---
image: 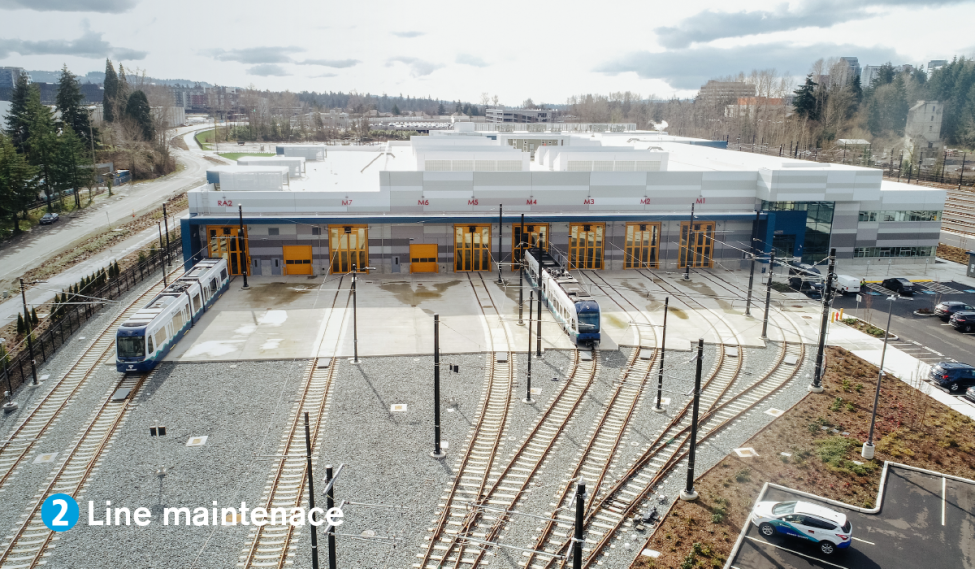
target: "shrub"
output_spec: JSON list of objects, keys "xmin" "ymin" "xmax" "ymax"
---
[
  {"xmin": 734, "ymin": 468, "xmax": 751, "ymax": 483},
  {"xmin": 830, "ymin": 397, "xmax": 844, "ymax": 412}
]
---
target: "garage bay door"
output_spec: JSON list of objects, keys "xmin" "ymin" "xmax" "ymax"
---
[
  {"xmin": 410, "ymin": 244, "xmax": 438, "ymax": 273},
  {"xmin": 283, "ymin": 245, "xmax": 313, "ymax": 275}
]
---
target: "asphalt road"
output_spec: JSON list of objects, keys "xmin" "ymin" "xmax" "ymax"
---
[
  {"xmin": 730, "ymin": 467, "xmax": 975, "ymax": 569},
  {"xmin": 0, "ymin": 125, "xmax": 209, "ymax": 288},
  {"xmin": 832, "ymin": 284, "xmax": 975, "ymax": 366}
]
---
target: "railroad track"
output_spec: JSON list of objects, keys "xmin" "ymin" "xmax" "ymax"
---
[
  {"xmin": 238, "ymin": 276, "xmax": 349, "ymax": 569},
  {"xmin": 0, "ymin": 266, "xmax": 181, "ymax": 494},
  {"xmin": 0, "ymin": 370, "xmax": 152, "ymax": 568},
  {"xmin": 415, "ymin": 274, "xmax": 515, "ymax": 568}
]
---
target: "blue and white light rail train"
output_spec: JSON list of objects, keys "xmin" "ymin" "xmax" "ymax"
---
[
  {"xmin": 523, "ymin": 248, "xmax": 600, "ymax": 346},
  {"xmin": 116, "ymin": 259, "xmax": 230, "ymax": 372}
]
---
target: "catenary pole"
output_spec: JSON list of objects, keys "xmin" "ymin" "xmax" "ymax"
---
[
  {"xmin": 525, "ymin": 290, "xmax": 534, "ymax": 403},
  {"xmin": 238, "ymin": 204, "xmax": 249, "ymax": 288},
  {"xmin": 324, "ymin": 465, "xmax": 337, "ymax": 569},
  {"xmin": 303, "ymin": 412, "xmax": 320, "ymax": 569},
  {"xmin": 761, "ymin": 251, "xmax": 775, "ymax": 339},
  {"xmin": 497, "ymin": 204, "xmax": 503, "ymax": 284},
  {"xmin": 163, "ymin": 203, "xmax": 171, "ymax": 267},
  {"xmin": 684, "ymin": 202, "xmax": 695, "ymax": 280},
  {"xmin": 351, "ymin": 263, "xmax": 358, "ymax": 363},
  {"xmin": 432, "ymin": 313, "xmax": 444, "ymax": 458},
  {"xmin": 19, "ymin": 279, "xmax": 37, "ymax": 385},
  {"xmin": 810, "ymin": 248, "xmax": 837, "ymax": 393},
  {"xmin": 536, "ymin": 283, "xmax": 542, "ymax": 357},
  {"xmin": 745, "ymin": 210, "xmax": 761, "ymax": 316},
  {"xmin": 654, "ymin": 297, "xmax": 669, "ymax": 412},
  {"xmin": 680, "ymin": 338, "xmax": 704, "ymax": 501},
  {"xmin": 572, "ymin": 477, "xmax": 586, "ymax": 569},
  {"xmin": 518, "ymin": 214, "xmax": 525, "ymax": 325}
]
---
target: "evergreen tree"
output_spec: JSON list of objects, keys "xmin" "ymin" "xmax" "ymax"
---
[
  {"xmin": 55, "ymin": 64, "xmax": 96, "ymax": 152},
  {"xmin": 117, "ymin": 64, "xmax": 130, "ymax": 107},
  {"xmin": 30, "ymin": 307, "xmax": 38, "ymax": 326},
  {"xmin": 114, "ymin": 260, "xmax": 121, "ymax": 277},
  {"xmin": 52, "ymin": 126, "xmax": 91, "ymax": 209},
  {"xmin": 4, "ymin": 71, "xmax": 33, "ymax": 153},
  {"xmin": 125, "ymin": 90, "xmax": 155, "ymax": 142},
  {"xmin": 849, "ymin": 74, "xmax": 863, "ymax": 116},
  {"xmin": 792, "ymin": 74, "xmax": 819, "ymax": 121},
  {"xmin": 0, "ymin": 133, "xmax": 38, "ymax": 235},
  {"xmin": 392, "ymin": 104, "xmax": 400, "ymax": 116},
  {"xmin": 103, "ymin": 59, "xmax": 119, "ymax": 123},
  {"xmin": 437, "ymin": 102, "xmax": 446, "ymax": 115},
  {"xmin": 16, "ymin": 313, "xmax": 25, "ymax": 335},
  {"xmin": 23, "ymin": 91, "xmax": 59, "ymax": 210}
]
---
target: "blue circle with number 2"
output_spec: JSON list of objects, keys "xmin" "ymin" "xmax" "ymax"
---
[{"xmin": 42, "ymin": 494, "xmax": 79, "ymax": 532}]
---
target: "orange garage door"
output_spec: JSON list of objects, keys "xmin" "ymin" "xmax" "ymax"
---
[
  {"xmin": 410, "ymin": 244, "xmax": 438, "ymax": 273},
  {"xmin": 283, "ymin": 245, "xmax": 313, "ymax": 275}
]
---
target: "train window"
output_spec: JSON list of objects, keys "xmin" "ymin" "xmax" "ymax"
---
[
  {"xmin": 117, "ymin": 337, "xmax": 145, "ymax": 358},
  {"xmin": 192, "ymin": 293, "xmax": 201, "ymax": 311},
  {"xmin": 147, "ymin": 335, "xmax": 154, "ymax": 353},
  {"xmin": 221, "ymin": 269, "xmax": 228, "ymax": 280},
  {"xmin": 211, "ymin": 278, "xmax": 218, "ymax": 291}
]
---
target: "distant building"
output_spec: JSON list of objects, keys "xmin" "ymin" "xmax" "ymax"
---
[
  {"xmin": 486, "ymin": 108, "xmax": 552, "ymax": 123},
  {"xmin": 838, "ymin": 57, "xmax": 861, "ymax": 84},
  {"xmin": 861, "ymin": 64, "xmax": 914, "ymax": 88},
  {"xmin": 724, "ymin": 97, "xmax": 785, "ymax": 118},
  {"xmin": 904, "ymin": 101, "xmax": 943, "ymax": 162},
  {"xmin": 0, "ymin": 67, "xmax": 29, "ymax": 89},
  {"xmin": 695, "ymin": 81, "xmax": 755, "ymax": 109},
  {"xmin": 927, "ymin": 59, "xmax": 948, "ymax": 77}
]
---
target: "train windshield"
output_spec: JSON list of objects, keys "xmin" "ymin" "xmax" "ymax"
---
[
  {"xmin": 117, "ymin": 336, "xmax": 145, "ymax": 358},
  {"xmin": 578, "ymin": 312, "xmax": 600, "ymax": 331}
]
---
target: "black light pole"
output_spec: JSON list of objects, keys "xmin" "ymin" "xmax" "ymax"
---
[
  {"xmin": 810, "ymin": 248, "xmax": 837, "ymax": 393},
  {"xmin": 536, "ymin": 285, "xmax": 542, "ymax": 357},
  {"xmin": 432, "ymin": 313, "xmax": 445, "ymax": 458},
  {"xmin": 654, "ymin": 297, "xmax": 669, "ymax": 413},
  {"xmin": 862, "ymin": 296, "xmax": 903, "ymax": 460},
  {"xmin": 162, "ymin": 203, "xmax": 171, "ymax": 267},
  {"xmin": 684, "ymin": 202, "xmax": 695, "ymax": 280},
  {"xmin": 19, "ymin": 279, "xmax": 38, "ymax": 385},
  {"xmin": 761, "ymin": 251, "xmax": 775, "ymax": 339},
  {"xmin": 572, "ymin": 477, "xmax": 586, "ymax": 569},
  {"xmin": 158, "ymin": 223, "xmax": 168, "ymax": 287},
  {"xmin": 238, "ymin": 204, "xmax": 249, "ymax": 289},
  {"xmin": 680, "ymin": 338, "xmax": 704, "ymax": 502},
  {"xmin": 745, "ymin": 211, "xmax": 761, "ymax": 316},
  {"xmin": 2, "ymin": 349, "xmax": 15, "ymax": 412},
  {"xmin": 351, "ymin": 263, "xmax": 358, "ymax": 364},
  {"xmin": 497, "ymin": 204, "xmax": 504, "ymax": 284},
  {"xmin": 524, "ymin": 290, "xmax": 534, "ymax": 404},
  {"xmin": 518, "ymin": 214, "xmax": 525, "ymax": 325},
  {"xmin": 324, "ymin": 465, "xmax": 337, "ymax": 569},
  {"xmin": 303, "ymin": 412, "xmax": 320, "ymax": 569}
]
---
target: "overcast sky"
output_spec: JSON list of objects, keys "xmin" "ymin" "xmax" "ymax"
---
[{"xmin": 1, "ymin": 0, "xmax": 974, "ymax": 103}]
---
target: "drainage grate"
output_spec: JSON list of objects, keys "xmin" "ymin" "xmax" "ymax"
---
[
  {"xmin": 186, "ymin": 436, "xmax": 208, "ymax": 447},
  {"xmin": 765, "ymin": 408, "xmax": 784, "ymax": 417},
  {"xmin": 390, "ymin": 404, "xmax": 407, "ymax": 412},
  {"xmin": 33, "ymin": 453, "xmax": 58, "ymax": 464},
  {"xmin": 733, "ymin": 447, "xmax": 759, "ymax": 458}
]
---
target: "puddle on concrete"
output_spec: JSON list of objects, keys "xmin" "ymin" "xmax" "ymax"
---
[
  {"xmin": 242, "ymin": 282, "xmax": 321, "ymax": 307},
  {"xmin": 604, "ymin": 313, "xmax": 629, "ymax": 330},
  {"xmin": 619, "ymin": 279, "xmax": 649, "ymax": 296},
  {"xmin": 183, "ymin": 340, "xmax": 243, "ymax": 357},
  {"xmin": 669, "ymin": 308, "xmax": 689, "ymax": 320},
  {"xmin": 681, "ymin": 280, "xmax": 739, "ymax": 314},
  {"xmin": 380, "ymin": 280, "xmax": 461, "ymax": 306}
]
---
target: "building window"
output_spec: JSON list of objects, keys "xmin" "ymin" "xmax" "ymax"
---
[
  {"xmin": 312, "ymin": 227, "xmax": 321, "ymax": 236},
  {"xmin": 863, "ymin": 210, "xmax": 942, "ymax": 222},
  {"xmin": 854, "ymin": 246, "xmax": 934, "ymax": 258},
  {"xmin": 679, "ymin": 221, "xmax": 715, "ymax": 269},
  {"xmin": 761, "ymin": 201, "xmax": 835, "ymax": 264},
  {"xmin": 268, "ymin": 227, "xmax": 279, "ymax": 236},
  {"xmin": 568, "ymin": 223, "xmax": 605, "ymax": 270}
]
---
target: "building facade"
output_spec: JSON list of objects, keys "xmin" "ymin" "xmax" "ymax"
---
[
  {"xmin": 486, "ymin": 108, "xmax": 552, "ymax": 123},
  {"xmin": 181, "ymin": 127, "xmax": 945, "ymax": 277},
  {"xmin": 904, "ymin": 100, "xmax": 944, "ymax": 163}
]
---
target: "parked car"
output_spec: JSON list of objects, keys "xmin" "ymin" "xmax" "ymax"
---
[
  {"xmin": 929, "ymin": 362, "xmax": 975, "ymax": 393},
  {"xmin": 789, "ymin": 276, "xmax": 824, "ymax": 299},
  {"xmin": 881, "ymin": 277, "xmax": 915, "ymax": 296},
  {"xmin": 789, "ymin": 263, "xmax": 822, "ymax": 277},
  {"xmin": 831, "ymin": 274, "xmax": 860, "ymax": 296},
  {"xmin": 39, "ymin": 213, "xmax": 59, "ymax": 225},
  {"xmin": 965, "ymin": 386, "xmax": 975, "ymax": 404},
  {"xmin": 751, "ymin": 500, "xmax": 852, "ymax": 555},
  {"xmin": 950, "ymin": 311, "xmax": 975, "ymax": 333},
  {"xmin": 936, "ymin": 301, "xmax": 975, "ymax": 322}
]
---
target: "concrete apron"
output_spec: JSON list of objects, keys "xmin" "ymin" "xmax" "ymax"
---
[{"xmin": 165, "ymin": 271, "xmax": 820, "ymax": 363}]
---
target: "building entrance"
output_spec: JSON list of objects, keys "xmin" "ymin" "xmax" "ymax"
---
[
  {"xmin": 568, "ymin": 223, "xmax": 605, "ymax": 270},
  {"xmin": 454, "ymin": 225, "xmax": 492, "ymax": 271},
  {"xmin": 329, "ymin": 225, "xmax": 368, "ymax": 274},
  {"xmin": 679, "ymin": 221, "xmax": 715, "ymax": 268},
  {"xmin": 624, "ymin": 223, "xmax": 660, "ymax": 269},
  {"xmin": 206, "ymin": 225, "xmax": 249, "ymax": 276},
  {"xmin": 410, "ymin": 244, "xmax": 438, "ymax": 273},
  {"xmin": 512, "ymin": 223, "xmax": 549, "ymax": 271}
]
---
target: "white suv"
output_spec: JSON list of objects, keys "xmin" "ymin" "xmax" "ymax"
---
[{"xmin": 751, "ymin": 500, "xmax": 853, "ymax": 555}]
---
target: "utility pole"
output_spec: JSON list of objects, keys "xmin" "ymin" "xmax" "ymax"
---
[
  {"xmin": 157, "ymin": 224, "xmax": 167, "ymax": 287},
  {"xmin": 518, "ymin": 214, "xmax": 525, "ymax": 325},
  {"xmin": 351, "ymin": 263, "xmax": 358, "ymax": 364},
  {"xmin": 761, "ymin": 251, "xmax": 775, "ymax": 339},
  {"xmin": 571, "ymin": 477, "xmax": 586, "ymax": 569},
  {"xmin": 524, "ymin": 290, "xmax": 534, "ymax": 404},
  {"xmin": 680, "ymin": 338, "xmax": 704, "ymax": 502},
  {"xmin": 432, "ymin": 313, "xmax": 445, "ymax": 458},
  {"xmin": 536, "ymin": 285, "xmax": 542, "ymax": 357},
  {"xmin": 19, "ymin": 279, "xmax": 38, "ymax": 385},
  {"xmin": 324, "ymin": 465, "xmax": 337, "ymax": 569},
  {"xmin": 654, "ymin": 297, "xmax": 668, "ymax": 413},
  {"xmin": 304, "ymin": 413, "xmax": 320, "ymax": 569},
  {"xmin": 684, "ymin": 202, "xmax": 695, "ymax": 280},
  {"xmin": 810, "ymin": 248, "xmax": 836, "ymax": 393},
  {"xmin": 162, "ymin": 203, "xmax": 171, "ymax": 267},
  {"xmin": 497, "ymin": 205, "xmax": 503, "ymax": 284},
  {"xmin": 238, "ymin": 204, "xmax": 249, "ymax": 288},
  {"xmin": 745, "ymin": 210, "xmax": 761, "ymax": 317}
]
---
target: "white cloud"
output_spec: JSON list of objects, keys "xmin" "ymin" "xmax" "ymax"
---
[
  {"xmin": 0, "ymin": 30, "xmax": 146, "ymax": 60},
  {"xmin": 386, "ymin": 56, "xmax": 442, "ymax": 77},
  {"xmin": 247, "ymin": 63, "xmax": 289, "ymax": 76},
  {"xmin": 0, "ymin": 0, "xmax": 138, "ymax": 12}
]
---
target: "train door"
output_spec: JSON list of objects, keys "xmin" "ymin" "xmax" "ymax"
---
[
  {"xmin": 624, "ymin": 223, "xmax": 661, "ymax": 269},
  {"xmin": 679, "ymin": 221, "xmax": 715, "ymax": 268},
  {"xmin": 283, "ymin": 245, "xmax": 313, "ymax": 275},
  {"xmin": 568, "ymin": 223, "xmax": 605, "ymax": 270},
  {"xmin": 207, "ymin": 225, "xmax": 250, "ymax": 276},
  {"xmin": 512, "ymin": 223, "xmax": 549, "ymax": 271},
  {"xmin": 454, "ymin": 225, "xmax": 491, "ymax": 271},
  {"xmin": 410, "ymin": 244, "xmax": 438, "ymax": 273},
  {"xmin": 328, "ymin": 225, "xmax": 369, "ymax": 274}
]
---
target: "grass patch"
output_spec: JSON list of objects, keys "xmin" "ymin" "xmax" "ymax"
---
[
  {"xmin": 770, "ymin": 281, "xmax": 794, "ymax": 293},
  {"xmin": 195, "ymin": 129, "xmax": 214, "ymax": 150},
  {"xmin": 216, "ymin": 152, "xmax": 275, "ymax": 161}
]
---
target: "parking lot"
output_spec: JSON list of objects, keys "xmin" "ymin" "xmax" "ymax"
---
[{"xmin": 728, "ymin": 465, "xmax": 975, "ymax": 569}]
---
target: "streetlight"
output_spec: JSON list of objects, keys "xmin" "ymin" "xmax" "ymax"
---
[
  {"xmin": 350, "ymin": 263, "xmax": 376, "ymax": 364},
  {"xmin": 862, "ymin": 294, "xmax": 911, "ymax": 460},
  {"xmin": 19, "ymin": 279, "xmax": 46, "ymax": 386},
  {"xmin": 238, "ymin": 204, "xmax": 249, "ymax": 289}
]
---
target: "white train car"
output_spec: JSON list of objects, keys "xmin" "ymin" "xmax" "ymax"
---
[
  {"xmin": 116, "ymin": 259, "xmax": 230, "ymax": 372},
  {"xmin": 524, "ymin": 248, "xmax": 600, "ymax": 346}
]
